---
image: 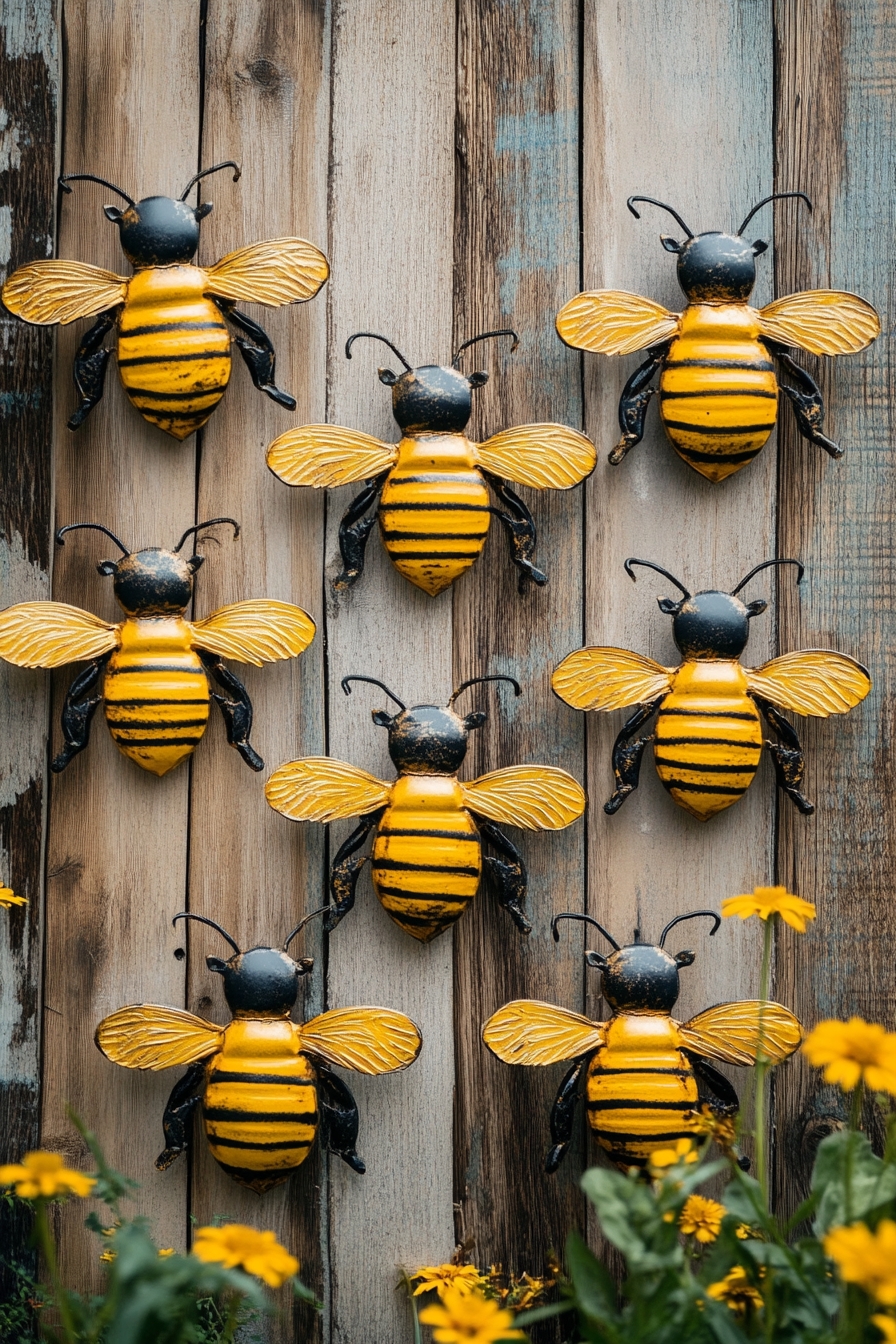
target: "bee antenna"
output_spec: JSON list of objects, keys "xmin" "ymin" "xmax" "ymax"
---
[
  {"xmin": 179, "ymin": 161, "xmax": 241, "ymax": 201},
  {"xmin": 344, "ymin": 332, "xmax": 412, "ymax": 371},
  {"xmin": 627, "ymin": 195, "xmax": 694, "ymax": 239},
  {"xmin": 448, "ymin": 674, "xmax": 521, "ymax": 707},
  {"xmin": 551, "ymin": 912, "xmax": 620, "ymax": 952},
  {"xmin": 172, "ymin": 911, "xmax": 241, "ymax": 955},
  {"xmin": 283, "ymin": 906, "xmax": 328, "ymax": 952},
  {"xmin": 730, "ymin": 558, "xmax": 804, "ymax": 596},
  {"xmin": 58, "ymin": 173, "xmax": 135, "ymax": 208},
  {"xmin": 55, "ymin": 523, "xmax": 129, "ymax": 555},
  {"xmin": 452, "ymin": 329, "xmax": 520, "ymax": 369},
  {"xmin": 737, "ymin": 192, "xmax": 812, "ymax": 236},
  {"xmin": 624, "ymin": 557, "xmax": 691, "ymax": 599},
  {"xmin": 173, "ymin": 518, "xmax": 240, "ymax": 553},
  {"xmin": 341, "ymin": 675, "xmax": 406, "ymax": 711},
  {"xmin": 658, "ymin": 910, "xmax": 721, "ymax": 948}
]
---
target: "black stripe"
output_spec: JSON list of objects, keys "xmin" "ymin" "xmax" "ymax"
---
[
  {"xmin": 374, "ymin": 858, "xmax": 480, "ymax": 876},
  {"xmin": 654, "ymin": 757, "xmax": 757, "ymax": 774},
  {"xmin": 663, "ymin": 779, "xmax": 748, "ymax": 796},
  {"xmin": 385, "ymin": 908, "xmax": 461, "ymax": 926},
  {"xmin": 204, "ymin": 1107, "xmax": 316, "ymax": 1123},
  {"xmin": 382, "ymin": 529, "xmax": 488, "ymax": 541},
  {"xmin": 376, "ymin": 884, "xmax": 472, "ymax": 902},
  {"xmin": 104, "ymin": 717, "xmax": 208, "ymax": 729},
  {"xmin": 675, "ymin": 445, "xmax": 764, "ymax": 465},
  {"xmin": 656, "ymin": 736, "xmax": 761, "ymax": 748},
  {"xmin": 596, "ymin": 1067, "xmax": 690, "ymax": 1076},
  {"xmin": 209, "ymin": 1071, "xmax": 316, "ymax": 1086},
  {"xmin": 660, "ymin": 387, "xmax": 776, "ymax": 400},
  {"xmin": 587, "ymin": 1098, "xmax": 693, "ymax": 1111},
  {"xmin": 660, "ymin": 708, "xmax": 757, "ymax": 720},
  {"xmin": 663, "ymin": 418, "xmax": 775, "ymax": 437},
  {"xmin": 118, "ymin": 351, "xmax": 231, "ymax": 367},
  {"xmin": 592, "ymin": 1127, "xmax": 697, "ymax": 1143},
  {"xmin": 123, "ymin": 385, "xmax": 225, "ymax": 401},
  {"xmin": 110, "ymin": 735, "xmax": 203, "ymax": 747},
  {"xmin": 378, "ymin": 827, "xmax": 478, "ymax": 840},
  {"xmin": 388, "ymin": 550, "xmax": 478, "ymax": 560},
  {"xmin": 603, "ymin": 1149, "xmax": 649, "ymax": 1167},
  {"xmin": 119, "ymin": 320, "xmax": 224, "ymax": 337},
  {"xmin": 208, "ymin": 1135, "xmax": 313, "ymax": 1151},
  {"xmin": 389, "ymin": 473, "xmax": 478, "ymax": 483},
  {"xmin": 381, "ymin": 501, "xmax": 487, "ymax": 512},
  {"xmin": 106, "ymin": 663, "xmax": 206, "ymax": 674},
  {"xmin": 665, "ymin": 357, "xmax": 775, "ymax": 370},
  {"xmin": 110, "ymin": 697, "xmax": 209, "ymax": 706},
  {"xmin": 216, "ymin": 1161, "xmax": 303, "ymax": 1182}
]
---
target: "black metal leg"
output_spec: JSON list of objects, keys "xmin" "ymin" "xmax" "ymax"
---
[
  {"xmin": 334, "ymin": 472, "xmax": 389, "ymax": 590},
  {"xmin": 198, "ymin": 651, "xmax": 263, "ymax": 771},
  {"xmin": 484, "ymin": 472, "xmax": 547, "ymax": 593},
  {"xmin": 604, "ymin": 697, "xmax": 662, "ymax": 814},
  {"xmin": 609, "ymin": 341, "xmax": 670, "ymax": 464},
  {"xmin": 68, "ymin": 307, "xmax": 120, "ymax": 430},
  {"xmin": 766, "ymin": 339, "xmax": 842, "ymax": 459},
  {"xmin": 51, "ymin": 654, "xmax": 109, "ymax": 772},
  {"xmin": 215, "ymin": 299, "xmax": 296, "ymax": 409},
  {"xmin": 475, "ymin": 816, "xmax": 531, "ymax": 934},
  {"xmin": 318, "ymin": 1064, "xmax": 365, "ymax": 1174},
  {"xmin": 155, "ymin": 1061, "xmax": 206, "ymax": 1170},
  {"xmin": 545, "ymin": 1057, "xmax": 587, "ymax": 1173},
  {"xmin": 753, "ymin": 693, "xmax": 814, "ymax": 815},
  {"xmin": 328, "ymin": 809, "xmax": 384, "ymax": 931}
]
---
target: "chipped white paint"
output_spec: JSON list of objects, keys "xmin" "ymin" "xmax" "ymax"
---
[
  {"xmin": 0, "ymin": 529, "xmax": 49, "ymax": 810},
  {"xmin": 0, "ymin": 204, "xmax": 12, "ymax": 274},
  {"xmin": 0, "ymin": 108, "xmax": 21, "ymax": 172},
  {"xmin": 0, "ymin": 0, "xmax": 56, "ymax": 66}
]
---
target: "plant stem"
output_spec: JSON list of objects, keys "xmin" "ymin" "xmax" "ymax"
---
[
  {"xmin": 220, "ymin": 1291, "xmax": 243, "ymax": 1344},
  {"xmin": 753, "ymin": 916, "xmax": 774, "ymax": 1209},
  {"xmin": 35, "ymin": 1201, "xmax": 77, "ymax": 1344},
  {"xmin": 844, "ymin": 1082, "xmax": 864, "ymax": 1226}
]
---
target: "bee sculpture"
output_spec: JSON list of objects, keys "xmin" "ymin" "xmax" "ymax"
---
[
  {"xmin": 555, "ymin": 192, "xmax": 880, "ymax": 481},
  {"xmin": 1, "ymin": 163, "xmax": 329, "ymax": 440},
  {"xmin": 552, "ymin": 558, "xmax": 870, "ymax": 821},
  {"xmin": 483, "ymin": 909, "xmax": 803, "ymax": 1172},
  {"xmin": 0, "ymin": 519, "xmax": 316, "ymax": 776},
  {"xmin": 266, "ymin": 330, "xmax": 595, "ymax": 595},
  {"xmin": 265, "ymin": 674, "xmax": 586, "ymax": 942},
  {"xmin": 95, "ymin": 911, "xmax": 422, "ymax": 1191}
]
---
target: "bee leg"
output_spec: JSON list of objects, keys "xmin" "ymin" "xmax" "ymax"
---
[
  {"xmin": 483, "ymin": 472, "xmax": 548, "ymax": 593},
  {"xmin": 328, "ymin": 809, "xmax": 384, "ymax": 932},
  {"xmin": 475, "ymin": 817, "xmax": 531, "ymax": 934},
  {"xmin": 753, "ymin": 694, "xmax": 814, "ymax": 814},
  {"xmin": 198, "ymin": 651, "xmax": 264, "ymax": 771},
  {"xmin": 604, "ymin": 697, "xmax": 661, "ymax": 814},
  {"xmin": 545, "ymin": 1056, "xmax": 587, "ymax": 1173},
  {"xmin": 155, "ymin": 1061, "xmax": 206, "ymax": 1171},
  {"xmin": 334, "ymin": 471, "xmax": 389, "ymax": 590},
  {"xmin": 685, "ymin": 1053, "xmax": 750, "ymax": 1171},
  {"xmin": 318, "ymin": 1064, "xmax": 365, "ymax": 1174},
  {"xmin": 67, "ymin": 306, "xmax": 120, "ymax": 430},
  {"xmin": 51, "ymin": 654, "xmax": 110, "ymax": 772},
  {"xmin": 610, "ymin": 341, "xmax": 670, "ymax": 465},
  {"xmin": 766, "ymin": 340, "xmax": 842, "ymax": 459},
  {"xmin": 215, "ymin": 299, "xmax": 296, "ymax": 410}
]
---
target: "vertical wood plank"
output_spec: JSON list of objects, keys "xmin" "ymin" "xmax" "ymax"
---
[
  {"xmin": 42, "ymin": 0, "xmax": 200, "ymax": 1284},
  {"xmin": 452, "ymin": 0, "xmax": 586, "ymax": 1299},
  {"xmin": 774, "ymin": 0, "xmax": 896, "ymax": 1205},
  {"xmin": 189, "ymin": 4, "xmax": 330, "ymax": 1338},
  {"xmin": 321, "ymin": 2, "xmax": 457, "ymax": 1338}
]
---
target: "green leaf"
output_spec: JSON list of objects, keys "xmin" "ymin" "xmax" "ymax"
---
[
  {"xmin": 514, "ymin": 1300, "xmax": 572, "ymax": 1325},
  {"xmin": 811, "ymin": 1129, "xmax": 896, "ymax": 1234},
  {"xmin": 565, "ymin": 1230, "xmax": 617, "ymax": 1324}
]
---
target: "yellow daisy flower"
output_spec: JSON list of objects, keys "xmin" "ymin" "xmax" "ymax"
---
[
  {"xmin": 192, "ymin": 1224, "xmax": 298, "ymax": 1289},
  {"xmin": 688, "ymin": 1104, "xmax": 738, "ymax": 1155},
  {"xmin": 0, "ymin": 886, "xmax": 26, "ymax": 909},
  {"xmin": 679, "ymin": 1194, "xmax": 725, "ymax": 1243},
  {"xmin": 158, "ymin": 1247, "xmax": 175, "ymax": 1257},
  {"xmin": 0, "ymin": 1151, "xmax": 96, "ymax": 1200},
  {"xmin": 411, "ymin": 1263, "xmax": 487, "ymax": 1299},
  {"xmin": 802, "ymin": 1019, "xmax": 896, "ymax": 1096},
  {"xmin": 735, "ymin": 1224, "xmax": 754, "ymax": 1241},
  {"xmin": 824, "ymin": 1221, "xmax": 896, "ymax": 1305},
  {"xmin": 873, "ymin": 1315, "xmax": 896, "ymax": 1343},
  {"xmin": 649, "ymin": 1137, "xmax": 699, "ymax": 1173},
  {"xmin": 419, "ymin": 1285, "xmax": 525, "ymax": 1342},
  {"xmin": 706, "ymin": 1265, "xmax": 763, "ymax": 1314},
  {"xmin": 721, "ymin": 886, "xmax": 816, "ymax": 932}
]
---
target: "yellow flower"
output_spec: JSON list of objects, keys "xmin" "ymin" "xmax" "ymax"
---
[
  {"xmin": 688, "ymin": 1104, "xmax": 737, "ymax": 1155},
  {"xmin": 735, "ymin": 1224, "xmax": 754, "ymax": 1240},
  {"xmin": 803, "ymin": 1019, "xmax": 896, "ymax": 1095},
  {"xmin": 873, "ymin": 1315, "xmax": 896, "ymax": 1343},
  {"xmin": 0, "ymin": 1151, "xmax": 96, "ymax": 1200},
  {"xmin": 706, "ymin": 1266, "xmax": 763, "ymax": 1314},
  {"xmin": 411, "ymin": 1263, "xmax": 487, "ymax": 1299},
  {"xmin": 158, "ymin": 1247, "xmax": 175, "ymax": 1257},
  {"xmin": 419, "ymin": 1285, "xmax": 525, "ymax": 1342},
  {"xmin": 192, "ymin": 1224, "xmax": 298, "ymax": 1289},
  {"xmin": 0, "ymin": 886, "xmax": 26, "ymax": 908},
  {"xmin": 649, "ymin": 1138, "xmax": 699, "ymax": 1173},
  {"xmin": 100, "ymin": 1250, "xmax": 116, "ymax": 1264},
  {"xmin": 824, "ymin": 1221, "xmax": 896, "ymax": 1305},
  {"xmin": 679, "ymin": 1194, "xmax": 725, "ymax": 1243},
  {"xmin": 722, "ymin": 886, "xmax": 816, "ymax": 932}
]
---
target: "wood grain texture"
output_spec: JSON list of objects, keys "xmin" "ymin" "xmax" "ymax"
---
[
  {"xmin": 322, "ymin": 2, "xmax": 457, "ymax": 1339},
  {"xmin": 41, "ymin": 0, "xmax": 200, "ymax": 1285},
  {"xmin": 773, "ymin": 0, "xmax": 896, "ymax": 1206},
  {"xmin": 452, "ymin": 0, "xmax": 586, "ymax": 1313}
]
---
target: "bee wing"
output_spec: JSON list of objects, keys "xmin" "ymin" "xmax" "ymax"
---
[
  {"xmin": 552, "ymin": 646, "xmax": 672, "ymax": 712},
  {"xmin": 299, "ymin": 1007, "xmax": 422, "ymax": 1075},
  {"xmin": 95, "ymin": 1005, "xmax": 223, "ymax": 1070},
  {"xmin": 2, "ymin": 260, "xmax": 127, "ymax": 325},
  {"xmin": 265, "ymin": 756, "xmax": 391, "ymax": 823},
  {"xmin": 757, "ymin": 290, "xmax": 880, "ymax": 356},
  {"xmin": 204, "ymin": 238, "xmax": 329, "ymax": 307},
  {"xmin": 460, "ymin": 765, "xmax": 585, "ymax": 831},
  {"xmin": 267, "ymin": 425, "xmax": 398, "ymax": 488},
  {"xmin": 0, "ymin": 602, "xmax": 118, "ymax": 669},
  {"xmin": 483, "ymin": 1000, "xmax": 605, "ymax": 1066},
  {"xmin": 190, "ymin": 600, "xmax": 315, "ymax": 667},
  {"xmin": 679, "ymin": 1001, "xmax": 803, "ymax": 1067},
  {"xmin": 556, "ymin": 290, "xmax": 680, "ymax": 356},
  {"xmin": 472, "ymin": 424, "xmax": 596, "ymax": 490},
  {"xmin": 746, "ymin": 650, "xmax": 871, "ymax": 718}
]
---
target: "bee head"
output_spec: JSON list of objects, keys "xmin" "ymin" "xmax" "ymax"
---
[{"xmin": 173, "ymin": 911, "xmax": 321, "ymax": 1017}]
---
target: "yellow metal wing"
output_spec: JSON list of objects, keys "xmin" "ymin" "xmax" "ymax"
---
[
  {"xmin": 556, "ymin": 290, "xmax": 681, "ymax": 356},
  {"xmin": 190, "ymin": 600, "xmax": 315, "ymax": 666},
  {"xmin": 483, "ymin": 1000, "xmax": 605, "ymax": 1066},
  {"xmin": 2, "ymin": 260, "xmax": 127, "ymax": 325},
  {"xmin": 460, "ymin": 765, "xmax": 585, "ymax": 830},
  {"xmin": 679, "ymin": 1001, "xmax": 802, "ymax": 1067},
  {"xmin": 0, "ymin": 602, "xmax": 118, "ymax": 668},
  {"xmin": 473, "ymin": 424, "xmax": 596, "ymax": 490},
  {"xmin": 204, "ymin": 238, "xmax": 329, "ymax": 306},
  {"xmin": 299, "ymin": 1007, "xmax": 422, "ymax": 1074},
  {"xmin": 746, "ymin": 650, "xmax": 871, "ymax": 717},
  {"xmin": 757, "ymin": 290, "xmax": 880, "ymax": 355},
  {"xmin": 265, "ymin": 757, "xmax": 391, "ymax": 823},
  {"xmin": 95, "ymin": 1005, "xmax": 223, "ymax": 1070},
  {"xmin": 552, "ymin": 646, "xmax": 672, "ymax": 712},
  {"xmin": 267, "ymin": 425, "xmax": 398, "ymax": 488}
]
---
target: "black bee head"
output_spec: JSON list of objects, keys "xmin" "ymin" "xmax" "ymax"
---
[{"xmin": 172, "ymin": 911, "xmax": 318, "ymax": 1017}]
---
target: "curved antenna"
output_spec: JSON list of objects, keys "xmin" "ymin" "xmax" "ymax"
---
[
  {"xmin": 283, "ymin": 906, "xmax": 328, "ymax": 952},
  {"xmin": 738, "ymin": 191, "xmax": 812, "ymax": 237},
  {"xmin": 55, "ymin": 522, "xmax": 129, "ymax": 556},
  {"xmin": 448, "ymin": 674, "xmax": 521, "ymax": 707},
  {"xmin": 171, "ymin": 911, "xmax": 241, "ymax": 955},
  {"xmin": 452, "ymin": 328, "xmax": 520, "ymax": 369},
  {"xmin": 345, "ymin": 332, "xmax": 412, "ymax": 371},
  {"xmin": 627, "ymin": 195, "xmax": 694, "ymax": 239},
  {"xmin": 551, "ymin": 912, "xmax": 620, "ymax": 952},
  {"xmin": 58, "ymin": 173, "xmax": 135, "ymax": 208},
  {"xmin": 658, "ymin": 909, "xmax": 721, "ymax": 948},
  {"xmin": 624, "ymin": 557, "xmax": 690, "ymax": 599},
  {"xmin": 730, "ymin": 558, "xmax": 804, "ymax": 596},
  {"xmin": 172, "ymin": 518, "xmax": 240, "ymax": 554},
  {"xmin": 179, "ymin": 161, "xmax": 241, "ymax": 201},
  {"xmin": 341, "ymin": 675, "xmax": 406, "ymax": 711}
]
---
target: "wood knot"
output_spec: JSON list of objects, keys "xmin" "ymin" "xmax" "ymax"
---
[
  {"xmin": 800, "ymin": 1113, "xmax": 845, "ymax": 1165},
  {"xmin": 242, "ymin": 58, "xmax": 284, "ymax": 92}
]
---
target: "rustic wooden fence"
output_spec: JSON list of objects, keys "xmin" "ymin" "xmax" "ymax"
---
[{"xmin": 0, "ymin": 1, "xmax": 893, "ymax": 1340}]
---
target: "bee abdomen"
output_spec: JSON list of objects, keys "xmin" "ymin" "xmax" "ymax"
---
[
  {"xmin": 654, "ymin": 702, "xmax": 763, "ymax": 822},
  {"xmin": 660, "ymin": 349, "xmax": 778, "ymax": 482},
  {"xmin": 379, "ymin": 469, "xmax": 491, "ymax": 597},
  {"xmin": 103, "ymin": 625, "xmax": 209, "ymax": 777},
  {"xmin": 203, "ymin": 1066, "xmax": 318, "ymax": 1194},
  {"xmin": 586, "ymin": 1060, "xmax": 698, "ymax": 1168},
  {"xmin": 372, "ymin": 817, "xmax": 481, "ymax": 943}
]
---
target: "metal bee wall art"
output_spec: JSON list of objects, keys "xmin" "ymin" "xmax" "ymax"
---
[
  {"xmin": 483, "ymin": 910, "xmax": 803, "ymax": 1173},
  {"xmin": 95, "ymin": 911, "xmax": 422, "ymax": 1191},
  {"xmin": 0, "ymin": 519, "xmax": 316, "ymax": 776},
  {"xmin": 555, "ymin": 192, "xmax": 880, "ymax": 481},
  {"xmin": 266, "ymin": 329, "xmax": 596, "ymax": 595},
  {"xmin": 265, "ymin": 674, "xmax": 586, "ymax": 942},
  {"xmin": 552, "ymin": 558, "xmax": 870, "ymax": 821},
  {"xmin": 1, "ymin": 163, "xmax": 329, "ymax": 440}
]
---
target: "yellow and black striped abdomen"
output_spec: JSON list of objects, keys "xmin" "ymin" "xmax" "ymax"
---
[
  {"xmin": 372, "ymin": 774, "xmax": 481, "ymax": 942},
  {"xmin": 660, "ymin": 304, "xmax": 778, "ymax": 482},
  {"xmin": 118, "ymin": 266, "xmax": 231, "ymax": 441},
  {"xmin": 378, "ymin": 434, "xmax": 491, "ymax": 596},
  {"xmin": 654, "ymin": 660, "xmax": 762, "ymax": 821},
  {"xmin": 586, "ymin": 1014, "xmax": 698, "ymax": 1168},
  {"xmin": 103, "ymin": 618, "xmax": 209, "ymax": 776},
  {"xmin": 203, "ymin": 1020, "xmax": 317, "ymax": 1193}
]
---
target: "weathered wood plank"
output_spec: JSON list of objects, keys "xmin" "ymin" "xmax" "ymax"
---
[
  {"xmin": 773, "ymin": 0, "xmax": 896, "ymax": 1206},
  {"xmin": 452, "ymin": 0, "xmax": 586, "ymax": 1311}
]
